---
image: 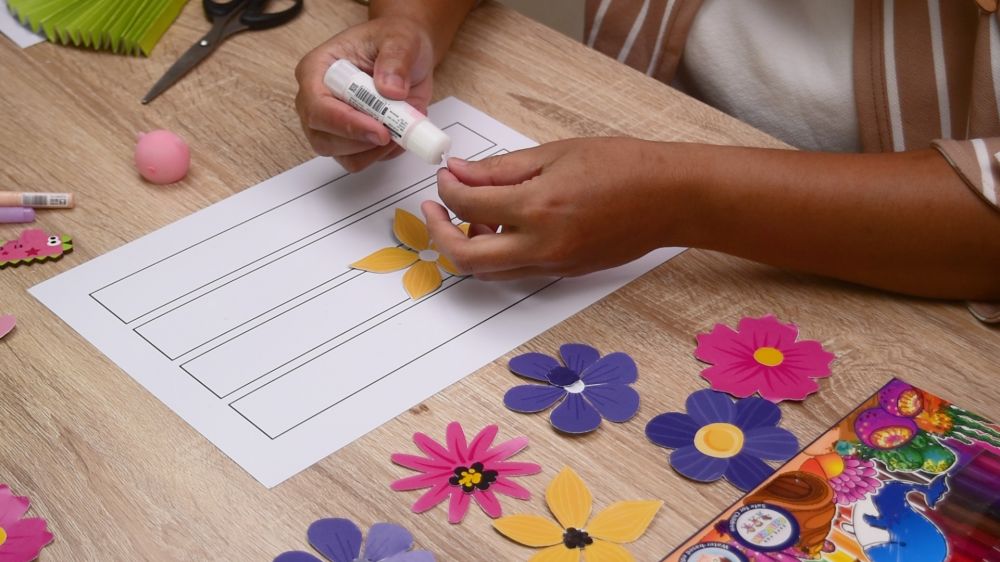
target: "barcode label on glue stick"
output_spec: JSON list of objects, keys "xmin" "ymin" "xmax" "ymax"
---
[{"xmin": 346, "ymin": 83, "xmax": 414, "ymax": 139}]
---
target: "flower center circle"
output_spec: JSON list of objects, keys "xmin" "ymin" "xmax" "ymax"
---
[
  {"xmin": 448, "ymin": 462, "xmax": 498, "ymax": 493},
  {"xmin": 693, "ymin": 422, "xmax": 745, "ymax": 458},
  {"xmin": 418, "ymin": 249, "xmax": 439, "ymax": 262},
  {"xmin": 0, "ymin": 527, "xmax": 6, "ymax": 547},
  {"xmin": 564, "ymin": 380, "xmax": 586, "ymax": 394},
  {"xmin": 562, "ymin": 527, "xmax": 593, "ymax": 549},
  {"xmin": 753, "ymin": 346, "xmax": 784, "ymax": 367}
]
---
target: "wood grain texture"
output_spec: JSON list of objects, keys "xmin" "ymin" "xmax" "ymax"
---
[{"xmin": 1, "ymin": 1, "xmax": 997, "ymax": 561}]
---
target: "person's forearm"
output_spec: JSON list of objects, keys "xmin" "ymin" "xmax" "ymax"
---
[
  {"xmin": 666, "ymin": 143, "xmax": 1000, "ymax": 300},
  {"xmin": 370, "ymin": 0, "xmax": 476, "ymax": 64}
]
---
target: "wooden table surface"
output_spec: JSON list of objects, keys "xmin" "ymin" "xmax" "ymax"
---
[{"xmin": 1, "ymin": 1, "xmax": 997, "ymax": 561}]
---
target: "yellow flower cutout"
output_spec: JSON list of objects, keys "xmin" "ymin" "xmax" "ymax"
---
[
  {"xmin": 494, "ymin": 467, "xmax": 663, "ymax": 562},
  {"xmin": 351, "ymin": 208, "xmax": 469, "ymax": 299}
]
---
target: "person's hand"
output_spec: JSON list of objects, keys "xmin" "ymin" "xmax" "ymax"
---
[
  {"xmin": 295, "ymin": 16, "xmax": 435, "ymax": 172},
  {"xmin": 421, "ymin": 138, "xmax": 688, "ymax": 280}
]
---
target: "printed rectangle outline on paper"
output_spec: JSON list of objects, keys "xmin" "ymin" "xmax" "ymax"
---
[{"xmin": 89, "ymin": 123, "xmax": 495, "ymax": 324}]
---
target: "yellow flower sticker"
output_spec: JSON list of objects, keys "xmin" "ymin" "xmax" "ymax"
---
[
  {"xmin": 351, "ymin": 208, "xmax": 468, "ymax": 299},
  {"xmin": 493, "ymin": 467, "xmax": 662, "ymax": 562}
]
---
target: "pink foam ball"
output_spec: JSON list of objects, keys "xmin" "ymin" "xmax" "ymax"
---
[{"xmin": 135, "ymin": 129, "xmax": 190, "ymax": 184}]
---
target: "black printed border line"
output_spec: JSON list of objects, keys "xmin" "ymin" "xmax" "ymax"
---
[
  {"xmin": 89, "ymin": 122, "xmax": 494, "ymax": 325},
  {"xmin": 230, "ymin": 278, "xmax": 562, "ymax": 440}
]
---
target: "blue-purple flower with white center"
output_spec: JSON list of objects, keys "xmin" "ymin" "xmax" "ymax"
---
[
  {"xmin": 645, "ymin": 389, "xmax": 800, "ymax": 491},
  {"xmin": 504, "ymin": 343, "xmax": 640, "ymax": 434}
]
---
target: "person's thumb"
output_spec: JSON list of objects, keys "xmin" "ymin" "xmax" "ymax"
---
[{"xmin": 373, "ymin": 32, "xmax": 421, "ymax": 100}]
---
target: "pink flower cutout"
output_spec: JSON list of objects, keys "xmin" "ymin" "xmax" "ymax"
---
[
  {"xmin": 695, "ymin": 315, "xmax": 835, "ymax": 402},
  {"xmin": 391, "ymin": 422, "xmax": 541, "ymax": 524},
  {"xmin": 0, "ymin": 484, "xmax": 53, "ymax": 562}
]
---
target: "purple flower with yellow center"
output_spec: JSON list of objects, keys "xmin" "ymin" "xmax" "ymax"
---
[
  {"xmin": 504, "ymin": 344, "xmax": 640, "ymax": 434},
  {"xmin": 645, "ymin": 389, "xmax": 800, "ymax": 491}
]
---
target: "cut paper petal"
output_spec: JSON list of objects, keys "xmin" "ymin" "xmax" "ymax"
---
[
  {"xmin": 308, "ymin": 518, "xmax": 362, "ymax": 562},
  {"xmin": 741, "ymin": 426, "xmax": 800, "ymax": 461},
  {"xmin": 531, "ymin": 546, "xmax": 582, "ymax": 562},
  {"xmin": 493, "ymin": 514, "xmax": 565, "ymax": 547},
  {"xmin": 505, "ymin": 385, "xmax": 567, "ymax": 413},
  {"xmin": 587, "ymin": 500, "xmax": 663, "ymax": 543},
  {"xmin": 390, "ymin": 453, "xmax": 452, "ymax": 474},
  {"xmin": 582, "ymin": 539, "xmax": 634, "ymax": 562},
  {"xmin": 580, "ymin": 352, "xmax": 638, "ymax": 385},
  {"xmin": 447, "ymin": 488, "xmax": 472, "ymax": 523},
  {"xmin": 670, "ymin": 445, "xmax": 729, "ymax": 482},
  {"xmin": 467, "ymin": 424, "xmax": 499, "ymax": 460},
  {"xmin": 550, "ymin": 393, "xmax": 602, "ymax": 434},
  {"xmin": 685, "ymin": 389, "xmax": 736, "ymax": 426},
  {"xmin": 363, "ymin": 523, "xmax": 414, "ymax": 561},
  {"xmin": 412, "ymin": 432, "xmax": 453, "ymax": 464},
  {"xmin": 724, "ymin": 452, "xmax": 774, "ymax": 491},
  {"xmin": 473, "ymin": 489, "xmax": 504, "ymax": 518},
  {"xmin": 546, "ymin": 467, "xmax": 592, "ymax": 530},
  {"xmin": 274, "ymin": 552, "xmax": 323, "ymax": 562},
  {"xmin": 0, "ymin": 315, "xmax": 15, "ymax": 339},
  {"xmin": 559, "ymin": 343, "xmax": 600, "ymax": 374},
  {"xmin": 390, "ymin": 472, "xmax": 443, "ymax": 491},
  {"xmin": 695, "ymin": 315, "xmax": 835, "ymax": 403},
  {"xmin": 0, "ymin": 484, "xmax": 53, "ymax": 561},
  {"xmin": 509, "ymin": 352, "xmax": 561, "ymax": 381},
  {"xmin": 445, "ymin": 422, "xmax": 470, "ymax": 465},
  {"xmin": 645, "ymin": 413, "xmax": 700, "ymax": 449},
  {"xmin": 383, "ymin": 552, "xmax": 436, "ymax": 562},
  {"xmin": 581, "ymin": 385, "xmax": 640, "ymax": 423},
  {"xmin": 411, "ymin": 483, "xmax": 451, "ymax": 513},
  {"xmin": 436, "ymin": 253, "xmax": 460, "ymax": 275},
  {"xmin": 351, "ymin": 247, "xmax": 418, "ymax": 273},
  {"xmin": 393, "ymin": 208, "xmax": 430, "ymax": 250},
  {"xmin": 402, "ymin": 260, "xmax": 442, "ymax": 299},
  {"xmin": 734, "ymin": 396, "xmax": 782, "ymax": 431},
  {"xmin": 491, "ymin": 477, "xmax": 533, "ymax": 500}
]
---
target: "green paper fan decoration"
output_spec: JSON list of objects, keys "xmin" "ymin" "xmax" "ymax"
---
[{"xmin": 7, "ymin": 0, "xmax": 188, "ymax": 56}]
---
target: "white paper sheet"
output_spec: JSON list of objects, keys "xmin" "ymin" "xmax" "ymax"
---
[
  {"xmin": 32, "ymin": 98, "xmax": 684, "ymax": 487},
  {"xmin": 1, "ymin": 3, "xmax": 43, "ymax": 48}
]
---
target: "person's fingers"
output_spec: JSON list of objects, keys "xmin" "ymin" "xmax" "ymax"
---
[
  {"xmin": 467, "ymin": 223, "xmax": 499, "ymax": 238},
  {"xmin": 474, "ymin": 266, "xmax": 556, "ymax": 282},
  {"xmin": 422, "ymin": 201, "xmax": 531, "ymax": 274},
  {"xmin": 436, "ymin": 168, "xmax": 522, "ymax": 225},
  {"xmin": 307, "ymin": 130, "xmax": 380, "ymax": 158},
  {"xmin": 447, "ymin": 149, "xmax": 544, "ymax": 187},
  {"xmin": 336, "ymin": 143, "xmax": 401, "ymax": 172},
  {"xmin": 372, "ymin": 30, "xmax": 420, "ymax": 100},
  {"xmin": 305, "ymin": 95, "xmax": 391, "ymax": 146}
]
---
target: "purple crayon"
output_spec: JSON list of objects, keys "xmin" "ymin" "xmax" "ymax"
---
[{"xmin": 0, "ymin": 207, "xmax": 35, "ymax": 224}]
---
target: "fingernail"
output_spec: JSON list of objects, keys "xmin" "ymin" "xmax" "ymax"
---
[
  {"xmin": 366, "ymin": 132, "xmax": 383, "ymax": 146},
  {"xmin": 382, "ymin": 73, "xmax": 405, "ymax": 92},
  {"xmin": 447, "ymin": 157, "xmax": 466, "ymax": 169}
]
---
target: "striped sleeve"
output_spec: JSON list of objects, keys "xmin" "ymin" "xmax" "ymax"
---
[{"xmin": 932, "ymin": 138, "xmax": 1000, "ymax": 209}]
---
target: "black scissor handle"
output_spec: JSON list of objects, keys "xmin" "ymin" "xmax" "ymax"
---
[
  {"xmin": 203, "ymin": 0, "xmax": 303, "ymax": 29},
  {"xmin": 242, "ymin": 0, "xmax": 304, "ymax": 29}
]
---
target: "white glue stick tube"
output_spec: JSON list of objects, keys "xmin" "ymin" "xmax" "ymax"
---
[{"xmin": 324, "ymin": 59, "xmax": 451, "ymax": 165}]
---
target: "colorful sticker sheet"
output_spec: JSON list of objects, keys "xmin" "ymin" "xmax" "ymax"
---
[{"xmin": 664, "ymin": 379, "xmax": 1000, "ymax": 562}]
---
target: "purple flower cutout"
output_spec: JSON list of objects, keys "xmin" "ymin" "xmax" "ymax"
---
[
  {"xmin": 645, "ymin": 389, "xmax": 800, "ymax": 491},
  {"xmin": 505, "ymin": 343, "xmax": 640, "ymax": 434},
  {"xmin": 274, "ymin": 518, "xmax": 434, "ymax": 562}
]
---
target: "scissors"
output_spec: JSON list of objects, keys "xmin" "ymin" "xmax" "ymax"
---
[{"xmin": 142, "ymin": 0, "xmax": 303, "ymax": 104}]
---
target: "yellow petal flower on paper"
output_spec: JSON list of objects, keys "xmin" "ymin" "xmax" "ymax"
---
[
  {"xmin": 351, "ymin": 247, "xmax": 418, "ymax": 273},
  {"xmin": 493, "ymin": 514, "xmax": 564, "ymax": 547},
  {"xmin": 402, "ymin": 260, "xmax": 442, "ymax": 299},
  {"xmin": 586, "ymin": 500, "xmax": 663, "ymax": 544},
  {"xmin": 529, "ymin": 545, "xmax": 581, "ymax": 562},
  {"xmin": 546, "ymin": 467, "xmax": 592, "ymax": 530},
  {"xmin": 582, "ymin": 539, "xmax": 634, "ymax": 562},
  {"xmin": 394, "ymin": 208, "xmax": 430, "ymax": 250}
]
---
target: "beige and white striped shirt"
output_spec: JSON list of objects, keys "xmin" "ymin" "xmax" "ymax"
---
[{"xmin": 585, "ymin": 0, "xmax": 1000, "ymax": 211}]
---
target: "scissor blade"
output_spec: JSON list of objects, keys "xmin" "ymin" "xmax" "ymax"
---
[{"xmin": 141, "ymin": 34, "xmax": 222, "ymax": 104}]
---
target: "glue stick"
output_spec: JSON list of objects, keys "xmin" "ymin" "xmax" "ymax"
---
[{"xmin": 324, "ymin": 59, "xmax": 451, "ymax": 165}]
